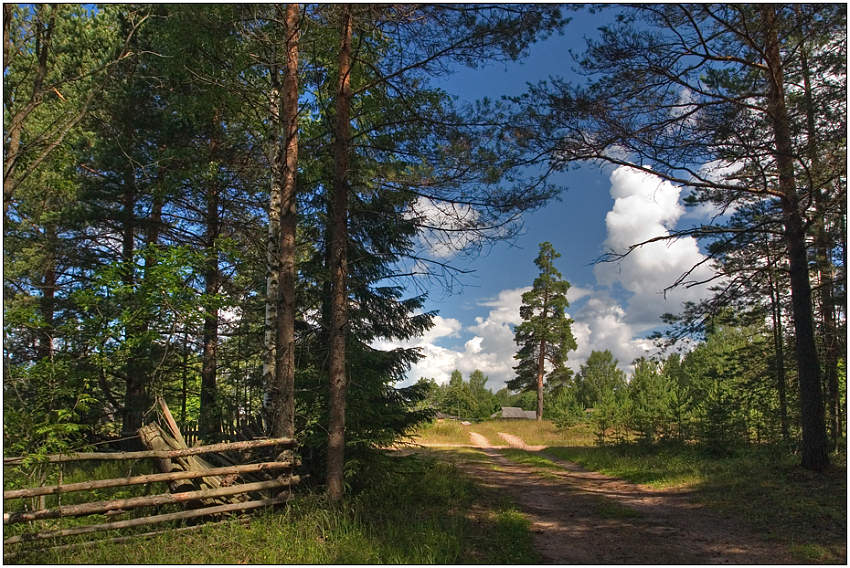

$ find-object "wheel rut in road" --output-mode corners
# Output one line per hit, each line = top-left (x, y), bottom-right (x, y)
(451, 431), (795, 564)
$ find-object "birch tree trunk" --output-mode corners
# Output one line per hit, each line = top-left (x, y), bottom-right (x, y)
(263, 64), (283, 429)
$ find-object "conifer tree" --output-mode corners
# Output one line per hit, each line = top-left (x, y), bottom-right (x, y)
(509, 242), (577, 420)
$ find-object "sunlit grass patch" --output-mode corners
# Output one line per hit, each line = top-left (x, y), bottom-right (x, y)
(480, 508), (538, 563)
(501, 449), (563, 470)
(544, 443), (705, 488)
(412, 418), (596, 449)
(422, 446), (491, 465)
(789, 543), (838, 564)
(413, 419), (480, 445)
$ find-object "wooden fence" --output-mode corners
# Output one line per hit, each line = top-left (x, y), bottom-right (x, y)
(3, 402), (298, 555)
(178, 416), (265, 446)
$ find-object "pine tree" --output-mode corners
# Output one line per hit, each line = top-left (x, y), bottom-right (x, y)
(510, 4), (843, 471)
(509, 242), (577, 420)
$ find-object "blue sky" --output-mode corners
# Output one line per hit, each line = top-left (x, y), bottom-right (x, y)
(374, 7), (718, 391)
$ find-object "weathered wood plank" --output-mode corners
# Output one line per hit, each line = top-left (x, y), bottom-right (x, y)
(4, 496), (289, 545)
(31, 518), (249, 554)
(3, 461), (296, 500)
(5, 476), (298, 524)
(3, 437), (293, 465)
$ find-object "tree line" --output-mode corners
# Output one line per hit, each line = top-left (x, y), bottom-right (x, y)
(3, 4), (566, 499)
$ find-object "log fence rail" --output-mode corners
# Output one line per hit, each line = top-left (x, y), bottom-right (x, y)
(3, 399), (299, 554)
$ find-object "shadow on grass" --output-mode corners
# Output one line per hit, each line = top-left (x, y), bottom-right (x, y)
(543, 442), (846, 564)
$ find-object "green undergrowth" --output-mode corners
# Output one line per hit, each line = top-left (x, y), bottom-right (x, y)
(6, 453), (538, 564)
(545, 442), (846, 564)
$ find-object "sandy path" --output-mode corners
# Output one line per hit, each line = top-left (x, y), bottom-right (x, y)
(497, 431), (546, 451)
(457, 432), (795, 564)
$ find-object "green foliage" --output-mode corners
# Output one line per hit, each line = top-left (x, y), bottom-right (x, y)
(575, 350), (626, 410)
(3, 358), (98, 458)
(627, 358), (670, 443)
(508, 242), (577, 407)
(546, 383), (585, 428)
(555, 314), (800, 454)
(73, 245), (210, 395)
(418, 369), (500, 421)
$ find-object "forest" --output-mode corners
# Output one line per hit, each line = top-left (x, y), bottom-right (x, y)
(2, 4), (846, 560)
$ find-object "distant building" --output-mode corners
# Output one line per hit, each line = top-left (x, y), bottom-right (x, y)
(491, 406), (536, 420)
(435, 411), (461, 420)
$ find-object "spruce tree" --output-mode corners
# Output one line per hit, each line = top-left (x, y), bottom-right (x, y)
(509, 242), (577, 420)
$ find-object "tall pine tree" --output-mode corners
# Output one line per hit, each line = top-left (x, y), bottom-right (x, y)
(509, 242), (577, 420)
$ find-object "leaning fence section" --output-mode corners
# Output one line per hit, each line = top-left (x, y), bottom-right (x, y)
(3, 399), (299, 555)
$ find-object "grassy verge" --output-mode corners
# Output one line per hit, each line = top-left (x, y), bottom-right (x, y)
(545, 442), (846, 564)
(6, 453), (538, 564)
(413, 418), (595, 447)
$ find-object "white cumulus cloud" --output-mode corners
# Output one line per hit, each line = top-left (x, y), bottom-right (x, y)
(389, 165), (717, 387)
(594, 166), (717, 330)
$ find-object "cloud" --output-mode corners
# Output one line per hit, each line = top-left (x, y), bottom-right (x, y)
(407, 196), (482, 259)
(594, 166), (716, 330)
(567, 293), (653, 372)
(378, 288), (528, 389)
(390, 165), (717, 388)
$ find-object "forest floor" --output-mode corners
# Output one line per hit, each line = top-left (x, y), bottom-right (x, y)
(417, 431), (801, 564)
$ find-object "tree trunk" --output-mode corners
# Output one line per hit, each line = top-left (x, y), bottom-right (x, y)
(272, 3), (300, 440)
(3, 4), (12, 72)
(3, 5), (53, 215)
(198, 114), (223, 439)
(200, 122), (222, 439)
(38, 223), (57, 362)
(327, 6), (353, 503)
(761, 5), (828, 471)
(536, 338), (546, 421)
(800, 41), (841, 449)
(263, 66), (283, 430)
(766, 250), (790, 444)
(535, 290), (550, 421)
(120, 168), (148, 442)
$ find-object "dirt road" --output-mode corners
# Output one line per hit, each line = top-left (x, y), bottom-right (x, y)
(444, 431), (796, 564)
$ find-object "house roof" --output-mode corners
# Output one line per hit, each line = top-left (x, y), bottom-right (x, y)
(496, 406), (537, 419)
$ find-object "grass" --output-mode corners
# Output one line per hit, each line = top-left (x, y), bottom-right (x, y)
(413, 417), (595, 447)
(500, 448), (564, 470)
(412, 418), (477, 445)
(593, 498), (643, 519)
(5, 452), (539, 564)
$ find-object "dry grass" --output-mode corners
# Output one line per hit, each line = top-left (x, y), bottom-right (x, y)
(412, 418), (595, 448)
